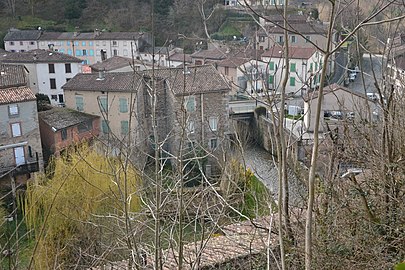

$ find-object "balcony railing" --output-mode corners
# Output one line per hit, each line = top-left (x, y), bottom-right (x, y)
(0, 161), (40, 179)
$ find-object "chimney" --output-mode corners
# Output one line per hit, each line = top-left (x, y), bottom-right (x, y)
(94, 28), (100, 37)
(97, 70), (105, 80)
(74, 26), (80, 37)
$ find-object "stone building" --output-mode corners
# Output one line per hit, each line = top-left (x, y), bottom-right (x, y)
(0, 64), (43, 179)
(62, 65), (231, 171)
(38, 107), (100, 161)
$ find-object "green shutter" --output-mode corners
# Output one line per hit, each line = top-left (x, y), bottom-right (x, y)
(121, 120), (129, 134)
(99, 97), (108, 112)
(315, 62), (318, 71)
(119, 98), (128, 113)
(290, 77), (296, 86)
(101, 120), (110, 134)
(75, 96), (84, 111)
(186, 96), (195, 112)
(309, 63), (313, 72)
(269, 61), (274, 71)
(290, 63), (296, 72)
(268, 75), (274, 84)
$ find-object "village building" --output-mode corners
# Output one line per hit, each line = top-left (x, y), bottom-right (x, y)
(38, 107), (100, 161)
(0, 64), (43, 179)
(90, 56), (152, 73)
(3, 28), (152, 65)
(0, 49), (82, 106)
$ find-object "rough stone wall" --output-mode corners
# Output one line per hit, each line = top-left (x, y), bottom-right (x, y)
(0, 100), (43, 172)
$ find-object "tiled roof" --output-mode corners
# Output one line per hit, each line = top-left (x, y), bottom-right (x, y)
(63, 65), (230, 95)
(143, 46), (171, 55)
(168, 53), (192, 63)
(262, 45), (317, 59)
(90, 56), (133, 72)
(4, 29), (41, 41)
(39, 107), (99, 130)
(261, 22), (326, 35)
(0, 49), (82, 63)
(217, 57), (250, 68)
(144, 65), (230, 95)
(0, 86), (36, 105)
(62, 72), (139, 92)
(394, 54), (405, 71)
(0, 64), (27, 88)
(191, 47), (229, 60)
(40, 31), (146, 41)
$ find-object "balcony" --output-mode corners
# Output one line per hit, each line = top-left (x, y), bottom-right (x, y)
(0, 160), (40, 179)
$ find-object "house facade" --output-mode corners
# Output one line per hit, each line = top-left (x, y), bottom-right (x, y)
(0, 49), (82, 106)
(38, 108), (100, 160)
(63, 65), (231, 171)
(0, 85), (43, 178)
(261, 46), (324, 95)
(4, 28), (152, 65)
(90, 56), (152, 73)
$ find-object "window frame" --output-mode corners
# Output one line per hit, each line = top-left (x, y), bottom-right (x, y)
(48, 63), (55, 73)
(185, 96), (196, 112)
(50, 78), (57, 89)
(75, 96), (84, 111)
(98, 96), (108, 113)
(65, 63), (72, 73)
(209, 117), (218, 131)
(121, 120), (129, 135)
(119, 98), (128, 113)
(11, 122), (22, 137)
(209, 138), (218, 150)
(8, 104), (19, 116)
(61, 128), (68, 140)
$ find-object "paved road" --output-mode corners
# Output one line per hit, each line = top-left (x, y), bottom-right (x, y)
(349, 54), (383, 94)
(331, 50), (348, 84)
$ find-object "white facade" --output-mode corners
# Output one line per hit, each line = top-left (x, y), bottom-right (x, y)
(18, 62), (81, 105)
(261, 50), (324, 96)
(4, 40), (39, 52)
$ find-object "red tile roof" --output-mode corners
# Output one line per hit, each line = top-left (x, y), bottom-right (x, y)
(0, 86), (36, 105)
(262, 45), (317, 59)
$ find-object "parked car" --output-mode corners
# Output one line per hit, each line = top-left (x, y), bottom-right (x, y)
(349, 72), (356, 82)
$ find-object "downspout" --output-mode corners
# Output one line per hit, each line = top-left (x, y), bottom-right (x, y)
(201, 93), (204, 144)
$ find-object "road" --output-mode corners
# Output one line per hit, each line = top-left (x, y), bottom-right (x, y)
(349, 54), (383, 94)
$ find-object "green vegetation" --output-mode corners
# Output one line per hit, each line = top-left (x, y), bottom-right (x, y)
(24, 146), (141, 268)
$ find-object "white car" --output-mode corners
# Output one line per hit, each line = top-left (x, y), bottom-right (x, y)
(349, 72), (356, 82)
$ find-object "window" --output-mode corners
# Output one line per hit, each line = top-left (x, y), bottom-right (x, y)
(121, 120), (129, 135)
(123, 49), (128, 56)
(66, 78), (71, 82)
(113, 49), (118, 56)
(119, 98), (128, 113)
(20, 50), (25, 52)
(290, 63), (296, 72)
(61, 128), (67, 140)
(8, 104), (19, 116)
(19, 41), (23, 45)
(98, 96), (108, 112)
(82, 41), (86, 46)
(58, 94), (64, 103)
(112, 40), (118, 46)
(291, 35), (296, 43)
(10, 41), (14, 45)
(50, 78), (56, 89)
(67, 49), (72, 55)
(11, 123), (21, 137)
(48, 64), (55, 73)
(259, 36), (265, 42)
(59, 49), (64, 53)
(268, 75), (274, 84)
(305, 36), (311, 43)
(309, 63), (313, 72)
(187, 121), (195, 134)
(225, 66), (229, 76)
(209, 117), (218, 131)
(30, 41), (35, 45)
(67, 41), (71, 46)
(89, 49), (94, 56)
(78, 120), (92, 133)
(76, 50), (81, 56)
(278, 36), (284, 43)
(269, 61), (274, 71)
(74, 41), (79, 46)
(315, 62), (318, 71)
(75, 96), (84, 111)
(89, 41), (93, 46)
(290, 76), (296, 86)
(185, 96), (196, 112)
(82, 49), (87, 56)
(210, 138), (218, 149)
(51, 95), (57, 101)
(101, 120), (110, 134)
(65, 63), (71, 73)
